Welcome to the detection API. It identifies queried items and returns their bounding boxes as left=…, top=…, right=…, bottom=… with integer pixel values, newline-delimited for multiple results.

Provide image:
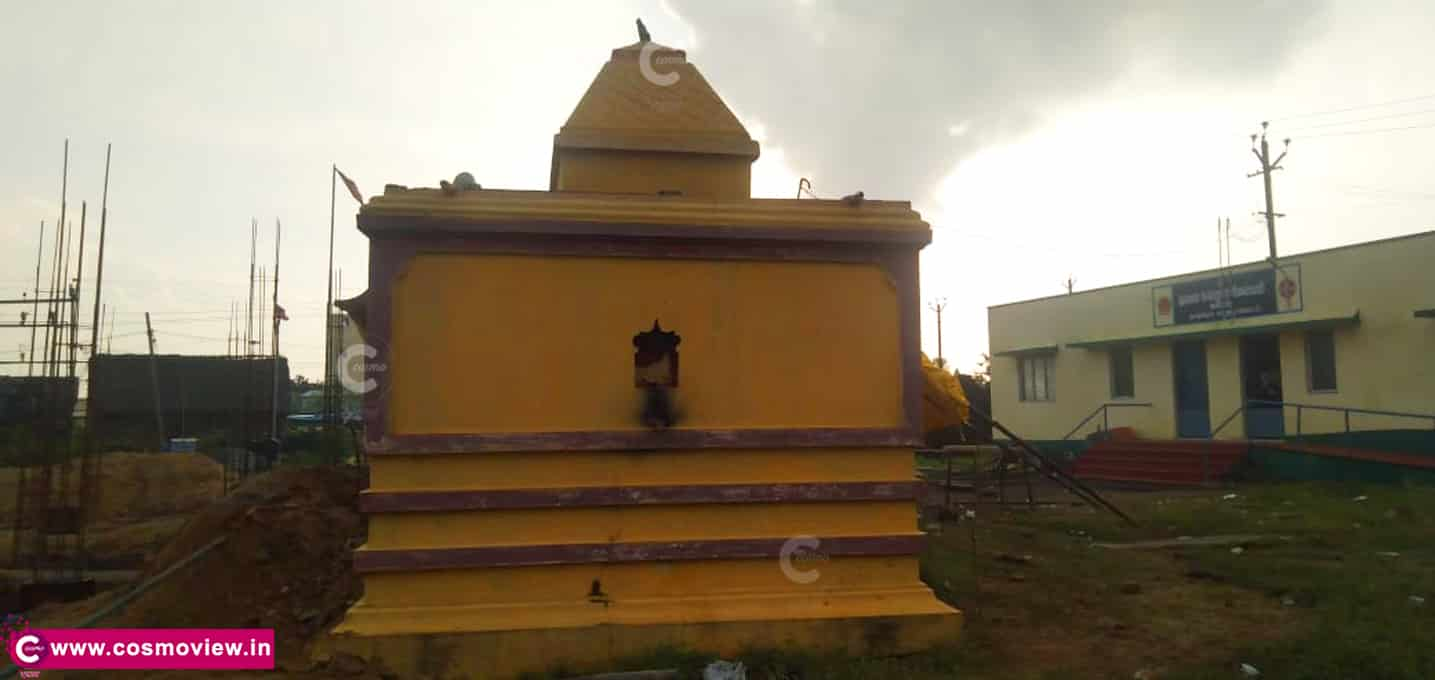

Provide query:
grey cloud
left=670, top=1, right=1332, bottom=200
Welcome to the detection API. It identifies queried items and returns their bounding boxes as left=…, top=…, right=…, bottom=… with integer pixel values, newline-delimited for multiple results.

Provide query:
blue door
left=1241, top=334, right=1286, bottom=438
left=1173, top=340, right=1211, bottom=438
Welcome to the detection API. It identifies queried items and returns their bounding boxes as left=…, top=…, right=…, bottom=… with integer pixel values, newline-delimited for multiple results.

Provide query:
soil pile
left=93, top=465, right=367, bottom=674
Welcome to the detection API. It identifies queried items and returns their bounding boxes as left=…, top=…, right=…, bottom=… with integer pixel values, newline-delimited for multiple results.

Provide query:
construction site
left=2, top=11, right=1434, bottom=680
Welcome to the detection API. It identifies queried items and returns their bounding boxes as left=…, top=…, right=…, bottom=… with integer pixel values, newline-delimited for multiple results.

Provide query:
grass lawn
left=590, top=481, right=1435, bottom=680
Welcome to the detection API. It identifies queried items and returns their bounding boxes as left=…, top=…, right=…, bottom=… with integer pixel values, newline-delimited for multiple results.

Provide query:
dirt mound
left=0, top=452, right=224, bottom=527
left=101, top=465, right=366, bottom=670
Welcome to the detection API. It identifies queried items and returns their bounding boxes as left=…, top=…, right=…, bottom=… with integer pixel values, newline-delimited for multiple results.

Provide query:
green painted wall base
left=1282, top=429, right=1435, bottom=458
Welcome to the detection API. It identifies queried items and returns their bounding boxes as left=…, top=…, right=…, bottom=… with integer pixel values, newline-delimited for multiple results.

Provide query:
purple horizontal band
left=360, top=481, right=920, bottom=514
left=358, top=215, right=933, bottom=246
left=353, top=534, right=925, bottom=572
left=368, top=427, right=921, bottom=455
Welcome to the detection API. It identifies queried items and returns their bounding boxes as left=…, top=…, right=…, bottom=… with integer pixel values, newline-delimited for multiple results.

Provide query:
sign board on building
left=1153, top=264, right=1302, bottom=327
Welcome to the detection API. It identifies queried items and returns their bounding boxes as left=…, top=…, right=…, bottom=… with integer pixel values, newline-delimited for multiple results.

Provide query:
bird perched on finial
left=841, top=191, right=865, bottom=206
left=636, top=18, right=651, bottom=43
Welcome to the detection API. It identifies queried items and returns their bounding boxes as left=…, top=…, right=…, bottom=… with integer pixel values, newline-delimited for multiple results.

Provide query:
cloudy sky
left=2, top=0, right=1433, bottom=383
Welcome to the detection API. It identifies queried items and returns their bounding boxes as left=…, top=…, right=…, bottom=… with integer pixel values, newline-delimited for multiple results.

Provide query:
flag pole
left=325, top=164, right=337, bottom=428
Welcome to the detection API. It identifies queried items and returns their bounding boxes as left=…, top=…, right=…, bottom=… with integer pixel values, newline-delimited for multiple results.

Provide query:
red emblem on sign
left=1157, top=296, right=1172, bottom=316
left=1278, top=277, right=1297, bottom=304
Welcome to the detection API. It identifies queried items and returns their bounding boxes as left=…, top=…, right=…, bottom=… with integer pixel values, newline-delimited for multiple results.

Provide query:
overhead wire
left=1270, top=93, right=1435, bottom=122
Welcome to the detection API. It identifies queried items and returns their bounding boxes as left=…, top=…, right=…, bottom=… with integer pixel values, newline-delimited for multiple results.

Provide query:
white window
left=1018, top=354, right=1054, bottom=402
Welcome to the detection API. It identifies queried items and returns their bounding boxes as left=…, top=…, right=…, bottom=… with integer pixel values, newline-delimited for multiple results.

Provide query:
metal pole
left=325, top=165, right=337, bottom=429
left=257, top=267, right=265, bottom=357
left=45, top=139, right=70, bottom=378
left=89, top=144, right=112, bottom=361
left=42, top=214, right=64, bottom=378
left=27, top=221, right=44, bottom=376
left=1261, top=135, right=1278, bottom=261
left=51, top=218, right=73, bottom=375
left=271, top=219, right=281, bottom=440
left=70, top=202, right=88, bottom=378
left=944, top=451, right=952, bottom=517
left=145, top=313, right=165, bottom=451
left=246, top=219, right=256, bottom=358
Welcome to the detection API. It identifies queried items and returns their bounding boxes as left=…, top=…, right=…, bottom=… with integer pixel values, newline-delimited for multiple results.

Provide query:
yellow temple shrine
left=323, top=31, right=961, bottom=679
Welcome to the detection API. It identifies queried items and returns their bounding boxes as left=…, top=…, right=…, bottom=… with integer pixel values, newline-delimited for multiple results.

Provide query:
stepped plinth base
left=316, top=589, right=961, bottom=679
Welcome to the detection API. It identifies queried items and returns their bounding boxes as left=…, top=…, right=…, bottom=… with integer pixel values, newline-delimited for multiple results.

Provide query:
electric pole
left=145, top=312, right=165, bottom=450
left=1248, top=121, right=1289, bottom=263
left=928, top=298, right=948, bottom=368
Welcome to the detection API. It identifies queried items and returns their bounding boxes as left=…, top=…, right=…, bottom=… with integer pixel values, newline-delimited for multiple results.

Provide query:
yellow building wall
left=343, top=252, right=954, bottom=658
left=988, top=231, right=1435, bottom=440
left=555, top=149, right=753, bottom=199
left=389, top=254, right=904, bottom=435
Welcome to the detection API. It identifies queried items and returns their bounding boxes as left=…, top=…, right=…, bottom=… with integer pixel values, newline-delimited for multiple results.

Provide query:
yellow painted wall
left=389, top=254, right=904, bottom=435
left=556, top=149, right=752, bottom=199
left=358, top=556, right=923, bottom=608
left=368, top=448, right=913, bottom=491
left=366, top=502, right=915, bottom=549
left=988, top=231, right=1435, bottom=439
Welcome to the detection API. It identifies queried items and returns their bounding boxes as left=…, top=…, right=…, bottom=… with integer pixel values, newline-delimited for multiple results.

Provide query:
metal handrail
left=1202, top=404, right=1247, bottom=485
left=1210, top=405, right=1247, bottom=439
left=1199, top=399, right=1435, bottom=485
left=1246, top=399, right=1435, bottom=434
left=1061, top=402, right=1153, bottom=440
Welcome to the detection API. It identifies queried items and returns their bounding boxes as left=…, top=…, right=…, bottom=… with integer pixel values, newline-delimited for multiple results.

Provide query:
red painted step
left=1073, top=439, right=1251, bottom=485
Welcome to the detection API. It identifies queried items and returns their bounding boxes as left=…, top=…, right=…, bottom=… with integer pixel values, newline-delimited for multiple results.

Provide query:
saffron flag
left=335, top=168, right=364, bottom=204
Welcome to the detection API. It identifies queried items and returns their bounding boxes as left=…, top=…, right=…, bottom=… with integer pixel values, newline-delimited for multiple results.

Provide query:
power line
left=1294, top=122, right=1435, bottom=140
left=1299, top=180, right=1435, bottom=204
left=1271, top=93, right=1435, bottom=122
left=1284, top=107, right=1435, bottom=133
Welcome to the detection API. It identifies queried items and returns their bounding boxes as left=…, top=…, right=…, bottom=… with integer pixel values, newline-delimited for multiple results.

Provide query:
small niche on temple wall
left=633, top=320, right=681, bottom=428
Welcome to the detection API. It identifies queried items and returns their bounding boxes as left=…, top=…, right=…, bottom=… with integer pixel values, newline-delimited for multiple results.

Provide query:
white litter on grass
left=1222, top=493, right=1238, bottom=500
left=1352, top=495, right=1368, bottom=502
left=1240, top=662, right=1261, bottom=676
left=1411, top=595, right=1427, bottom=606
left=703, top=660, right=747, bottom=680
left=1377, top=551, right=1402, bottom=558
left=1231, top=547, right=1245, bottom=555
